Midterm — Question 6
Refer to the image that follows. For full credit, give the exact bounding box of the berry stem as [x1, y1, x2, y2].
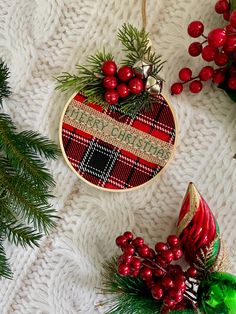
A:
[201, 34, 207, 39]
[143, 258, 168, 273]
[201, 39, 208, 45]
[182, 76, 199, 84]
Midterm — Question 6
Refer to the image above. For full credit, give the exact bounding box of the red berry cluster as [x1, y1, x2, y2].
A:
[101, 60, 144, 105]
[171, 0, 236, 95]
[115, 231, 198, 313]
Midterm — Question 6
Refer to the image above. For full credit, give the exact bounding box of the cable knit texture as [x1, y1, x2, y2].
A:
[0, 0, 236, 313]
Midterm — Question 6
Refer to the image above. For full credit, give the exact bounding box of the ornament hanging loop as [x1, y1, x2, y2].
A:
[141, 0, 147, 30]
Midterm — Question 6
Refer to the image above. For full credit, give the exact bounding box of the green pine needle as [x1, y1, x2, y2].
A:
[0, 239, 12, 279]
[0, 60, 59, 279]
[0, 60, 11, 106]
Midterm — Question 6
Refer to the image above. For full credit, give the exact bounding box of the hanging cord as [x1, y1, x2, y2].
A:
[141, 0, 147, 30]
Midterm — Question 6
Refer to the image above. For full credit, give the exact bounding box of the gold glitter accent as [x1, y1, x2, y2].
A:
[177, 183, 200, 236]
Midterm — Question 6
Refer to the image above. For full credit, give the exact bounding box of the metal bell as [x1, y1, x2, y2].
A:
[133, 60, 153, 79]
[145, 75, 164, 95]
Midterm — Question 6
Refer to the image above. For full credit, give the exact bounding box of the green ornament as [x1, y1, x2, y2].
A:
[198, 272, 236, 314]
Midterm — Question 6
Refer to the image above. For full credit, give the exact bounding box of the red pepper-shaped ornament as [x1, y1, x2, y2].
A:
[177, 182, 220, 268]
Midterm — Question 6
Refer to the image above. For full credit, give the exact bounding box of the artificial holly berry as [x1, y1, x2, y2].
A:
[188, 42, 202, 57]
[215, 0, 229, 14]
[170, 83, 183, 95]
[207, 28, 227, 47]
[223, 35, 236, 52]
[117, 84, 129, 98]
[118, 65, 133, 81]
[179, 68, 192, 82]
[223, 11, 230, 21]
[132, 237, 144, 248]
[172, 248, 183, 260]
[230, 10, 236, 29]
[153, 268, 165, 277]
[155, 255, 167, 268]
[155, 242, 168, 252]
[102, 60, 117, 76]
[162, 250, 174, 263]
[140, 267, 153, 280]
[213, 70, 225, 84]
[138, 244, 150, 257]
[187, 21, 204, 38]
[118, 263, 130, 276]
[103, 76, 117, 89]
[201, 45, 217, 61]
[122, 244, 135, 255]
[163, 297, 176, 308]
[189, 80, 203, 93]
[116, 235, 127, 247]
[123, 231, 133, 241]
[151, 284, 164, 300]
[128, 78, 144, 94]
[168, 264, 183, 276]
[162, 276, 174, 289]
[186, 266, 198, 278]
[131, 257, 142, 270]
[214, 52, 229, 66]
[104, 90, 119, 105]
[167, 235, 180, 247]
[228, 76, 236, 89]
[175, 277, 186, 291]
[121, 254, 133, 265]
[199, 66, 214, 81]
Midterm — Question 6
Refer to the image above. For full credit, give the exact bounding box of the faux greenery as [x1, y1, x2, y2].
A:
[56, 24, 164, 116]
[0, 60, 59, 279]
[101, 258, 196, 314]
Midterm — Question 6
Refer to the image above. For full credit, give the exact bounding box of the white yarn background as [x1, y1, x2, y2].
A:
[0, 0, 236, 313]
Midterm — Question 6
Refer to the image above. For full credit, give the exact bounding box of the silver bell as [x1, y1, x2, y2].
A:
[133, 60, 153, 79]
[145, 75, 164, 95]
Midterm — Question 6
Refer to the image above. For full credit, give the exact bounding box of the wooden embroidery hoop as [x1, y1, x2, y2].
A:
[59, 93, 178, 192]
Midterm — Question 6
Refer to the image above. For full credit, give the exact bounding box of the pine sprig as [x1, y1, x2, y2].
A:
[0, 60, 11, 106]
[0, 60, 59, 278]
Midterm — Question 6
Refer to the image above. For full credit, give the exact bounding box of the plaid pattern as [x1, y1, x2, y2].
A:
[61, 93, 176, 190]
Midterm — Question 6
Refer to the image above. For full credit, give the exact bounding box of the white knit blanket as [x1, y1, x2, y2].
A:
[1, 0, 236, 313]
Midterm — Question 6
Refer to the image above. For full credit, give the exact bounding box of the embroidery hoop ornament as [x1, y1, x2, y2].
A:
[58, 1, 178, 192]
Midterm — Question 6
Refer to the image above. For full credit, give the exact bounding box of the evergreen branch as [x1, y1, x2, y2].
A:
[17, 131, 60, 160]
[101, 258, 162, 314]
[0, 239, 12, 279]
[0, 60, 11, 106]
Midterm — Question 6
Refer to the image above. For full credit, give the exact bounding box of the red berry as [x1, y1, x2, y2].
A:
[169, 288, 183, 302]
[123, 231, 133, 241]
[214, 52, 229, 66]
[189, 80, 203, 93]
[188, 42, 202, 56]
[179, 68, 192, 82]
[146, 278, 155, 289]
[122, 244, 135, 255]
[186, 266, 198, 278]
[155, 242, 169, 252]
[215, 0, 229, 14]
[230, 66, 236, 76]
[224, 11, 230, 21]
[103, 76, 117, 89]
[199, 66, 214, 81]
[151, 284, 164, 300]
[131, 257, 142, 270]
[168, 265, 183, 276]
[131, 269, 140, 278]
[153, 268, 165, 277]
[132, 237, 144, 248]
[118, 66, 133, 81]
[121, 254, 133, 264]
[175, 277, 186, 291]
[162, 250, 174, 263]
[228, 76, 236, 89]
[162, 276, 174, 289]
[116, 235, 127, 247]
[167, 235, 180, 247]
[225, 24, 236, 33]
[140, 267, 153, 280]
[188, 21, 204, 38]
[102, 60, 117, 76]
[117, 83, 129, 98]
[128, 78, 144, 94]
[208, 28, 227, 47]
[170, 83, 183, 95]
[164, 297, 176, 308]
[149, 249, 155, 259]
[118, 263, 130, 276]
[104, 90, 119, 105]
[202, 45, 217, 61]
[155, 255, 167, 268]
[213, 70, 225, 84]
[138, 244, 150, 257]
[172, 248, 183, 260]
[230, 10, 236, 29]
[223, 36, 236, 52]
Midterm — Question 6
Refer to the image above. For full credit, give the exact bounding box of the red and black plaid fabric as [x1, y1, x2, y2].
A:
[61, 93, 176, 190]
